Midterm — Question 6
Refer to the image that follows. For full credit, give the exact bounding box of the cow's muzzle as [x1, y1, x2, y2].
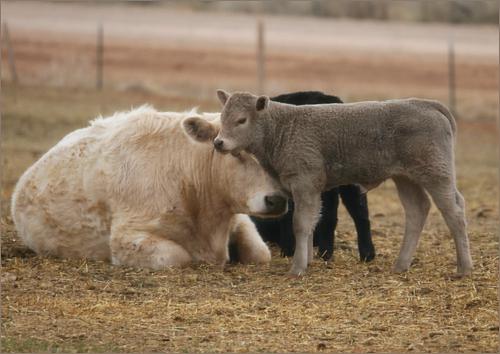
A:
[264, 194, 288, 216]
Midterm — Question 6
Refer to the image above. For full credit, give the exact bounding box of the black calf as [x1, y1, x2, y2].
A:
[251, 91, 375, 262]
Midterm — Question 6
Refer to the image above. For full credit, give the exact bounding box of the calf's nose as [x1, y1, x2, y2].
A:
[214, 138, 224, 151]
[264, 195, 287, 214]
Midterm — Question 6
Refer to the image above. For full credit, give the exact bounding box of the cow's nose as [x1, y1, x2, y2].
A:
[214, 138, 224, 151]
[264, 194, 288, 215]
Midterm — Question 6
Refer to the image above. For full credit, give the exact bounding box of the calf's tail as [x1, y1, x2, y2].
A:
[429, 100, 457, 136]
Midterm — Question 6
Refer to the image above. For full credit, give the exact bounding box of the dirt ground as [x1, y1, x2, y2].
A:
[1, 2, 499, 353]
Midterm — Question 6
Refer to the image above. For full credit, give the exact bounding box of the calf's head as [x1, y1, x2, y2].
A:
[214, 90, 269, 154]
[182, 114, 287, 218]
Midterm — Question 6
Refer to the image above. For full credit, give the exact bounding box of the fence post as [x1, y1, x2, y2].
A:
[448, 34, 456, 118]
[96, 23, 104, 90]
[256, 19, 265, 94]
[3, 22, 18, 84]
[497, 3, 500, 240]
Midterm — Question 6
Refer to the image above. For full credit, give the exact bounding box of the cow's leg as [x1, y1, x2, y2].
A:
[110, 228, 191, 269]
[289, 188, 322, 276]
[229, 214, 271, 264]
[392, 176, 431, 273]
[315, 189, 338, 261]
[339, 184, 375, 262]
[424, 181, 473, 276]
[279, 200, 295, 257]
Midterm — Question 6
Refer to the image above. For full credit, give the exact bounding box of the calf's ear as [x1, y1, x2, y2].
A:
[256, 96, 269, 111]
[182, 117, 219, 143]
[216, 89, 230, 106]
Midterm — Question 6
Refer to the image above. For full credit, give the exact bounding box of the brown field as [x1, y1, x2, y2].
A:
[1, 1, 499, 353]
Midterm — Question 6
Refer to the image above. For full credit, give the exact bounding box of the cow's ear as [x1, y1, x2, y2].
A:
[182, 117, 218, 143]
[256, 95, 269, 111]
[216, 89, 230, 106]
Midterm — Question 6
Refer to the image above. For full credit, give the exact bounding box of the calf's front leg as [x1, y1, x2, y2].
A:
[289, 189, 322, 276]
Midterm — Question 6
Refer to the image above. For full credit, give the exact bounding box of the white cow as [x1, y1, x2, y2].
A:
[11, 106, 287, 269]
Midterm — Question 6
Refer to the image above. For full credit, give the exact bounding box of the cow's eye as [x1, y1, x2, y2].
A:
[236, 118, 247, 125]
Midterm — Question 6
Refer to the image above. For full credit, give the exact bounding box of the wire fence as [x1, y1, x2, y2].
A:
[1, 19, 462, 118]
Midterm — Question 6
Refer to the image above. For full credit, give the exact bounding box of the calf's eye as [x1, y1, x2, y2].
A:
[236, 118, 247, 125]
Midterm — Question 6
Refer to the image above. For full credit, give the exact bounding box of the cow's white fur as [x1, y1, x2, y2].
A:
[11, 106, 282, 269]
[247, 192, 270, 215]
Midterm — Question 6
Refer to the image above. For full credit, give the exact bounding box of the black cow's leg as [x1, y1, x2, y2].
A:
[279, 200, 295, 257]
[251, 216, 281, 244]
[339, 184, 375, 262]
[315, 190, 339, 261]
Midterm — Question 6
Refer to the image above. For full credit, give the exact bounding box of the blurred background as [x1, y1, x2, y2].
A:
[2, 1, 497, 103]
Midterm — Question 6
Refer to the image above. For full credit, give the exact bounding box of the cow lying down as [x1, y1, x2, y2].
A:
[11, 106, 288, 269]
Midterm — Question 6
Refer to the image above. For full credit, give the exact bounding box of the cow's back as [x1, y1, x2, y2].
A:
[11, 124, 112, 259]
[12, 107, 212, 259]
[94, 108, 205, 213]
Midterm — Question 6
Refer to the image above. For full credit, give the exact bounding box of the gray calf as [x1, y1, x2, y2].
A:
[214, 90, 472, 277]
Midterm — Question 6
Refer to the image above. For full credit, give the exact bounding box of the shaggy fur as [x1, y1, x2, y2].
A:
[251, 91, 374, 261]
[215, 90, 472, 277]
[11, 106, 287, 269]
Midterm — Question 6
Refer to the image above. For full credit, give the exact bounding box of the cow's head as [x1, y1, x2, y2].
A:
[182, 114, 287, 218]
[213, 90, 268, 155]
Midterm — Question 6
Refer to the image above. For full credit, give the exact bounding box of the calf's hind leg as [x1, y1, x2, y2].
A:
[393, 176, 431, 273]
[110, 228, 191, 269]
[424, 182, 473, 276]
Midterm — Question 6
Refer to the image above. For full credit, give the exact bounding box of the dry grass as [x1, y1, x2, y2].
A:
[1, 235, 497, 353]
[1, 84, 498, 352]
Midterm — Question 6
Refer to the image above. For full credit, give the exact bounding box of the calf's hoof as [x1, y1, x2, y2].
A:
[359, 247, 375, 262]
[288, 265, 306, 277]
[455, 266, 473, 278]
[446, 270, 472, 280]
[392, 263, 409, 274]
[286, 272, 304, 279]
[318, 250, 333, 261]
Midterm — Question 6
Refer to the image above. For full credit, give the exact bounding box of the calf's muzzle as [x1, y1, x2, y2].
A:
[213, 138, 224, 151]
